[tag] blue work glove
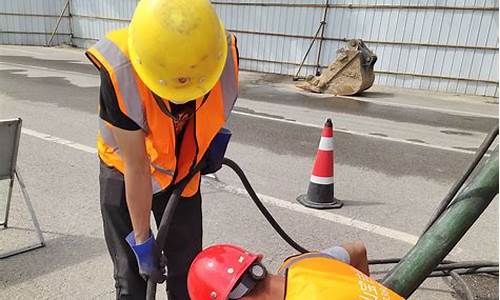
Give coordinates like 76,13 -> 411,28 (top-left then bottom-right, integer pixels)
201,128 -> 232,175
125,231 -> 166,283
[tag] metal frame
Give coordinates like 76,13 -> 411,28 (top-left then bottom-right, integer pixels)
222,28 -> 499,51
0,31 -> 71,36
211,2 -> 499,11
240,56 -> 498,85
0,118 -> 45,259
47,0 -> 71,47
0,12 -> 71,18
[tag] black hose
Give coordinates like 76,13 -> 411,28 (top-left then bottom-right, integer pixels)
423,125 -> 499,233
367,258 -> 402,265
368,258 -> 455,265
222,158 -> 309,254
147,123 -> 498,300
450,270 -> 475,300
146,165 -> 203,300
373,263 -> 498,275
220,156 -> 498,281
146,188 -> 185,300
146,276 -> 156,300
146,187 -> 186,300
356,125 -> 499,268
429,267 -> 499,278
433,261 -> 498,271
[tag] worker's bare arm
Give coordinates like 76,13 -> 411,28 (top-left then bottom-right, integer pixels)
111,126 -> 152,244
342,241 -> 369,276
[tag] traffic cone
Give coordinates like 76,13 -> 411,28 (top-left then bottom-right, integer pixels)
297,119 -> 343,209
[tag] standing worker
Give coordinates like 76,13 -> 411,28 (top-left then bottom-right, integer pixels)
85,0 -> 239,299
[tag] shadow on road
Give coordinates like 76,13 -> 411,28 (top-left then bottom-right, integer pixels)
338,198 -> 385,207
0,229 -> 106,287
356,91 -> 395,98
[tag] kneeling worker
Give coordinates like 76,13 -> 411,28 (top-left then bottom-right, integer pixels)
187,242 -> 404,300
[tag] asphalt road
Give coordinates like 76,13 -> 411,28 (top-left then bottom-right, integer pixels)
0,45 -> 498,300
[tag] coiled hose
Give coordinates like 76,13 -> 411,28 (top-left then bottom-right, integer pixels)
147,125 -> 498,300
220,124 -> 499,299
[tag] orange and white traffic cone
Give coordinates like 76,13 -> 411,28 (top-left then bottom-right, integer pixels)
297,118 -> 343,209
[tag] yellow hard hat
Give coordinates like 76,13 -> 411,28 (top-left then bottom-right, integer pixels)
128,0 -> 228,104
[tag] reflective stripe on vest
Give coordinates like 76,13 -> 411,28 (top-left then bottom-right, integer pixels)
221,34 -> 238,120
92,33 -> 237,126
91,38 -> 147,131
98,120 -> 164,192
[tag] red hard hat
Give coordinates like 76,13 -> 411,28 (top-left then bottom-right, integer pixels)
188,244 -> 263,300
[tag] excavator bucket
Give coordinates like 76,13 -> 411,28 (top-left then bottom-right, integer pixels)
297,39 -> 377,96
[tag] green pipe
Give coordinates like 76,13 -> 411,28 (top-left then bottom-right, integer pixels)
382,147 -> 499,298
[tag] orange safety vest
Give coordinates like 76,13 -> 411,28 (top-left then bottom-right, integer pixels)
86,28 -> 239,197
278,253 -> 405,300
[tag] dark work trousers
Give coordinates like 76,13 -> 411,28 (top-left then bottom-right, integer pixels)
99,161 -> 202,300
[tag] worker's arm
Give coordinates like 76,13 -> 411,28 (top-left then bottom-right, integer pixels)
111,126 -> 152,243
111,126 -> 166,282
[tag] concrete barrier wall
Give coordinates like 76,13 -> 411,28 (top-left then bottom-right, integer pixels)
1,0 -> 498,97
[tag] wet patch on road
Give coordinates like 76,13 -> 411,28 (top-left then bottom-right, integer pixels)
234,107 -> 297,122
0,69 -> 98,113
240,84 -> 498,133
453,146 -> 478,152
0,55 -> 96,75
406,139 -> 427,144
441,130 -> 474,136
369,132 -> 389,137
227,113 -> 471,182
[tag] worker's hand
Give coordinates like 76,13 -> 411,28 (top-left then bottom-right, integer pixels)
125,231 -> 167,283
201,128 -> 232,175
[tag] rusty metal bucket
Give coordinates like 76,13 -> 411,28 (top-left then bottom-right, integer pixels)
297,39 -> 377,96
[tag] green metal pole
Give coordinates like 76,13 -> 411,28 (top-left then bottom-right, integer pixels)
382,147 -> 499,298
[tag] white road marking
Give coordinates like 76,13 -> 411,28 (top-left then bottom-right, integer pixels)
205,179 -> 419,245
211,178 -> 464,256
22,128 -> 97,154
21,127 -> 424,246
233,110 -> 477,155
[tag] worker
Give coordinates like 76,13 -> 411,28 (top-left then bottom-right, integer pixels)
187,243 -> 405,300
85,0 -> 239,299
